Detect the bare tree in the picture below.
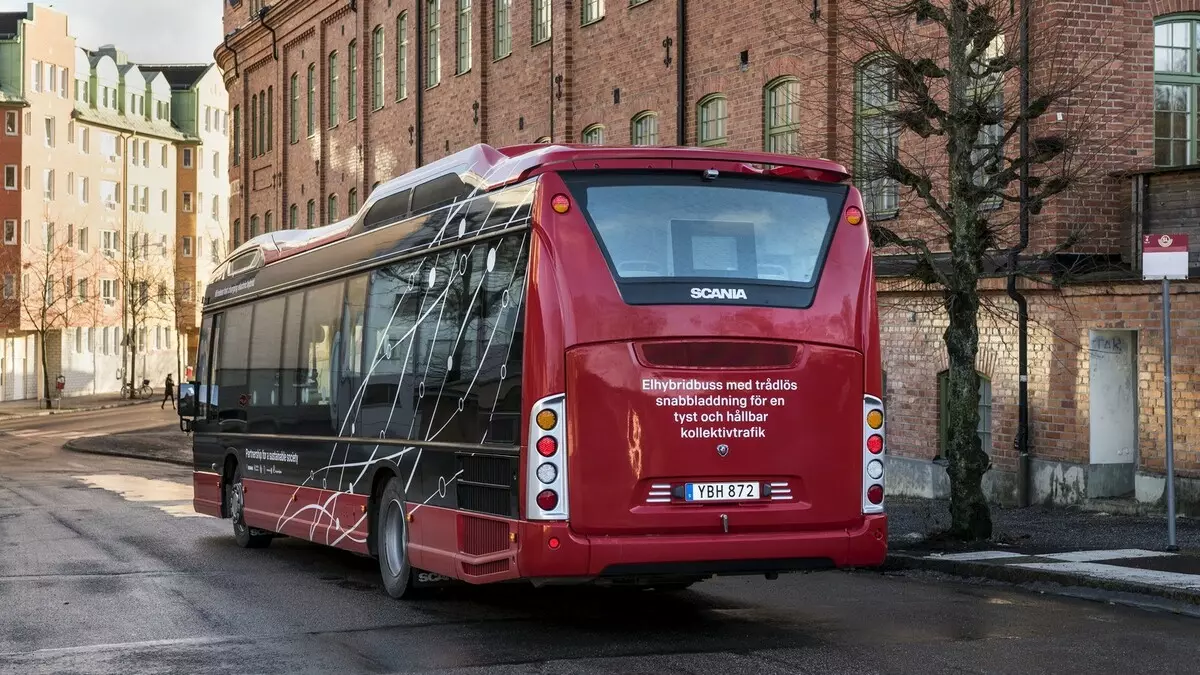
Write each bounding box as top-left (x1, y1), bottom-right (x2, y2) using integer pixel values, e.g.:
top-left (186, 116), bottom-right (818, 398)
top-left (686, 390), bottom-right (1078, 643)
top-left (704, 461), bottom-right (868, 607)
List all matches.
top-left (107, 217), bottom-right (176, 399)
top-left (778, 0), bottom-right (1132, 539)
top-left (18, 209), bottom-right (90, 408)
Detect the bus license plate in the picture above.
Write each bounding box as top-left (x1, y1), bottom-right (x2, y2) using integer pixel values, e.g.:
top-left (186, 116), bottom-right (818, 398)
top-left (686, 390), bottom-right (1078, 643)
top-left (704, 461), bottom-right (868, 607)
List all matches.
top-left (685, 482), bottom-right (759, 502)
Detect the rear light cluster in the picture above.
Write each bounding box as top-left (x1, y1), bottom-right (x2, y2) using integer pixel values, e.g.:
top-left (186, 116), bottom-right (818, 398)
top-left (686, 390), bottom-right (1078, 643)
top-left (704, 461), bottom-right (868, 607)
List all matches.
top-left (862, 395), bottom-right (885, 513)
top-left (527, 394), bottom-right (569, 520)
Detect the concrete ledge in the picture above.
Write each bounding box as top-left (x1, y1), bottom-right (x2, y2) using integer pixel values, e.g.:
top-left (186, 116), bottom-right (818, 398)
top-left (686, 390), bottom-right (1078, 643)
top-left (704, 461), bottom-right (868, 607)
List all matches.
top-left (884, 455), bottom-right (1016, 505)
top-left (886, 552), bottom-right (1200, 608)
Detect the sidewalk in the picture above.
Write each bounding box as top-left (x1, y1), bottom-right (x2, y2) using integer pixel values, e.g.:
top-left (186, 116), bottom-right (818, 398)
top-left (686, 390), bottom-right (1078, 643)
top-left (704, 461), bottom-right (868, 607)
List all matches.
top-left (0, 392), bottom-right (155, 418)
top-left (886, 496), bottom-right (1200, 607)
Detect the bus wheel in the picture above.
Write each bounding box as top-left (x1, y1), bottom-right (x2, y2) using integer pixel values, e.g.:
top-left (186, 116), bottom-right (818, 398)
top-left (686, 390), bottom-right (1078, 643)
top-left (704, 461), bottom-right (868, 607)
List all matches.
top-left (376, 477), bottom-right (415, 599)
top-left (228, 464), bottom-right (271, 549)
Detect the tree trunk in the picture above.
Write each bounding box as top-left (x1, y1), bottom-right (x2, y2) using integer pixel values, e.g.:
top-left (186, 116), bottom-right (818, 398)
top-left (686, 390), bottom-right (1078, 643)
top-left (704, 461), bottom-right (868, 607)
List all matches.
top-left (38, 330), bottom-right (51, 409)
top-left (942, 286), bottom-right (993, 540)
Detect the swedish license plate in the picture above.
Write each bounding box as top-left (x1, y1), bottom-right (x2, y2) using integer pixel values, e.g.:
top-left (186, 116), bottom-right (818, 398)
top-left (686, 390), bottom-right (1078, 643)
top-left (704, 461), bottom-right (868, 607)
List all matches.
top-left (685, 481), bottom-right (759, 502)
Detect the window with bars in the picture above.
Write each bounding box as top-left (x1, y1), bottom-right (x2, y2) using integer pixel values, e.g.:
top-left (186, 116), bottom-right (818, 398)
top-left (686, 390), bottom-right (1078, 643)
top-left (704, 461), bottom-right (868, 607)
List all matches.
top-left (764, 77), bottom-right (800, 154)
top-left (458, 0), bottom-right (473, 72)
top-left (696, 94), bottom-right (727, 146)
top-left (631, 111), bottom-right (657, 146)
top-left (532, 0), bottom-right (551, 44)
top-left (855, 56), bottom-right (900, 218)
top-left (1154, 17), bottom-right (1200, 166)
top-left (427, 0), bottom-right (441, 87)
top-left (938, 370), bottom-right (992, 457)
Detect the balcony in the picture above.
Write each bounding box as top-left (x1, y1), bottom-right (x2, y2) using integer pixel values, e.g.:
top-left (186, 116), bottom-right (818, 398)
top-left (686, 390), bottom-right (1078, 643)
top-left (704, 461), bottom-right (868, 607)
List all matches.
top-left (1128, 165), bottom-right (1200, 278)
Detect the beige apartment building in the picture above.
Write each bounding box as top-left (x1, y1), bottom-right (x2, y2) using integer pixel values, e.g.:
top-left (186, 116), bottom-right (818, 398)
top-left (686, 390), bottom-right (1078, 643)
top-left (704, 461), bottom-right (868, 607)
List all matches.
top-left (0, 3), bottom-right (230, 402)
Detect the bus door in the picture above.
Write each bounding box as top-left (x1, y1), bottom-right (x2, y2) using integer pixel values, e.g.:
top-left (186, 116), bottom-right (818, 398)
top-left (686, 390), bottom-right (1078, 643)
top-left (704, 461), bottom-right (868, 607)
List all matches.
top-left (191, 312), bottom-right (222, 433)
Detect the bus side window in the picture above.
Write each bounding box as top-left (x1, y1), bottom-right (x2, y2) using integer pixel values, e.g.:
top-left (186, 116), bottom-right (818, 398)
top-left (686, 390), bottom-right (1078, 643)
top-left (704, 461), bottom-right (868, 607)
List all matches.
top-left (216, 304), bottom-right (253, 428)
top-left (246, 295), bottom-right (286, 432)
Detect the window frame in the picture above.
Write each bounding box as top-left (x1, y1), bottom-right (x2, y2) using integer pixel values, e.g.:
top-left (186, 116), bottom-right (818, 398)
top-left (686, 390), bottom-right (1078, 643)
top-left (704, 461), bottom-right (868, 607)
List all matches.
top-left (1154, 16), bottom-right (1200, 167)
top-left (397, 12), bottom-right (409, 101)
top-left (328, 50), bottom-right (340, 128)
top-left (426, 0), bottom-right (442, 88)
top-left (854, 54), bottom-right (901, 219)
top-left (493, 0), bottom-right (511, 60)
top-left (696, 93), bottom-right (727, 147)
top-left (581, 124), bottom-right (603, 145)
top-left (532, 0), bottom-right (551, 45)
top-left (764, 76), bottom-right (801, 154)
top-left (937, 370), bottom-right (993, 458)
top-left (349, 39), bottom-right (359, 121)
top-left (581, 0), bottom-right (603, 26)
top-left (630, 111), bottom-right (658, 146)
top-left (372, 26), bottom-right (386, 111)
top-left (458, 0), bottom-right (474, 72)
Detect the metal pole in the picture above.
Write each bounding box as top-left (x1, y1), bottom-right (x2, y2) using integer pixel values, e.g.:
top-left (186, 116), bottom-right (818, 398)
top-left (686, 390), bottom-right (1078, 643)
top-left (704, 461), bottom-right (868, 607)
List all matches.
top-left (1162, 277), bottom-right (1178, 551)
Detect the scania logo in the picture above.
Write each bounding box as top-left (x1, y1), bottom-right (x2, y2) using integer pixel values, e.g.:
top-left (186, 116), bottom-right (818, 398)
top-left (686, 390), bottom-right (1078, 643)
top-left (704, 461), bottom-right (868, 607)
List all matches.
top-left (690, 287), bottom-right (748, 300)
top-left (1159, 234), bottom-right (1174, 248)
top-left (716, 444), bottom-right (729, 457)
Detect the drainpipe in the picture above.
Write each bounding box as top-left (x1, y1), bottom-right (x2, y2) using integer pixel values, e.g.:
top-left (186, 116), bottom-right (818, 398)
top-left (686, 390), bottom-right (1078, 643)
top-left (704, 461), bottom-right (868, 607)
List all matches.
top-left (414, 0), bottom-right (424, 167)
top-left (1009, 0), bottom-right (1031, 507)
top-left (676, 0), bottom-right (686, 146)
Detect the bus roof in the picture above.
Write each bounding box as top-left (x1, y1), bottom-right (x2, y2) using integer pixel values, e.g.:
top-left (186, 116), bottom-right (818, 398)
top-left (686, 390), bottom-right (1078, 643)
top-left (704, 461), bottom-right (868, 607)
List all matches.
top-left (213, 143), bottom-right (851, 281)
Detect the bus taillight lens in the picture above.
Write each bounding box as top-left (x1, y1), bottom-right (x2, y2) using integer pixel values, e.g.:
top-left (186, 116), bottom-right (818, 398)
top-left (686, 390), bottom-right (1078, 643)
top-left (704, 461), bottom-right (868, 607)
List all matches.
top-left (536, 436), bottom-right (557, 457)
top-left (867, 434), bottom-right (883, 454)
top-left (866, 459), bottom-right (884, 480)
top-left (536, 409), bottom-right (557, 430)
top-left (866, 409), bottom-right (883, 429)
top-left (846, 206), bottom-right (863, 225)
top-left (536, 463), bottom-right (558, 484)
top-left (866, 484), bottom-right (884, 505)
top-left (536, 489), bottom-right (559, 510)
top-left (551, 194), bottom-right (571, 213)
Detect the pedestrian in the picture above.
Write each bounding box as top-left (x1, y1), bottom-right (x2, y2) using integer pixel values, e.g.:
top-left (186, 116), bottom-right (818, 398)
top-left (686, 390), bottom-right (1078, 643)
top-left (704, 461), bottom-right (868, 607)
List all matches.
top-left (162, 373), bottom-right (175, 409)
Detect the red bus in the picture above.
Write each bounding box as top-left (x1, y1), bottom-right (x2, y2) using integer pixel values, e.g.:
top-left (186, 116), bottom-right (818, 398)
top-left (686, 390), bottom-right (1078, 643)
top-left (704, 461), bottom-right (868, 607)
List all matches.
top-left (177, 143), bottom-right (886, 598)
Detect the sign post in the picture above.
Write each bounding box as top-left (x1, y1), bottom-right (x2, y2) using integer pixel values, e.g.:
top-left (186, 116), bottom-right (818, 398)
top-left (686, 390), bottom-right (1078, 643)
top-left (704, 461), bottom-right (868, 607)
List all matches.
top-left (1142, 233), bottom-right (1189, 552)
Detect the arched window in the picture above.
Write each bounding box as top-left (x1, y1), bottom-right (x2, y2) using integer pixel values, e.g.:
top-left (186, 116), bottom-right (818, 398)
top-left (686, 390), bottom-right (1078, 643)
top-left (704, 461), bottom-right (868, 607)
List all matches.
top-left (289, 72), bottom-right (299, 143)
top-left (396, 12), bottom-right (409, 101)
top-left (289, 203), bottom-right (298, 229)
top-left (264, 210), bottom-right (273, 233)
top-left (696, 94), bottom-right (727, 147)
top-left (349, 187), bottom-right (358, 214)
top-left (306, 199), bottom-right (316, 228)
top-left (581, 124), bottom-right (603, 145)
top-left (328, 50), bottom-right (339, 128)
top-left (249, 214), bottom-right (260, 238)
top-left (426, 0), bottom-right (441, 87)
top-left (250, 93), bottom-right (258, 157)
top-left (631, 111), bottom-right (658, 146)
top-left (937, 370), bottom-right (993, 457)
top-left (348, 40), bottom-right (358, 120)
top-left (328, 193), bottom-right (338, 223)
top-left (1154, 17), bottom-right (1200, 166)
top-left (535, 136), bottom-right (551, 143)
top-left (764, 76), bottom-right (800, 154)
top-left (855, 55), bottom-right (899, 217)
top-left (306, 63), bottom-right (316, 137)
top-left (372, 25), bottom-right (385, 109)
top-left (266, 85), bottom-right (273, 151)
top-left (233, 218), bottom-right (241, 247)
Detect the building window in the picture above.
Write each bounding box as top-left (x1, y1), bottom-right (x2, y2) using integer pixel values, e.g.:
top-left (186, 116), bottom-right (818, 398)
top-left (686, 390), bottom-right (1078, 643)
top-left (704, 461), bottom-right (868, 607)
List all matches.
top-left (265, 211), bottom-right (273, 233)
top-left (631, 112), bottom-right (657, 146)
top-left (696, 94), bottom-right (727, 147)
top-left (307, 199), bottom-right (316, 228)
top-left (348, 40), bottom-right (358, 120)
top-left (582, 124), bottom-right (603, 145)
top-left (3, 220), bottom-right (15, 244)
top-left (307, 63), bottom-right (317, 137)
top-left (532, 0), bottom-right (551, 44)
top-left (289, 203), bottom-right (298, 228)
top-left (44, 116), bottom-right (55, 147)
top-left (970, 36), bottom-right (1004, 211)
top-left (427, 0), bottom-right (441, 87)
top-left (329, 50), bottom-right (340, 128)
top-left (457, 0), bottom-right (473, 72)
top-left (251, 93), bottom-right (258, 157)
top-left (372, 26), bottom-right (385, 110)
top-left (182, 192), bottom-right (193, 212)
top-left (232, 219), bottom-right (241, 247)
top-left (5, 111), bottom-right (17, 135)
top-left (582, 0), bottom-right (603, 25)
top-left (855, 55), bottom-right (900, 218)
top-left (3, 165), bottom-right (15, 190)
top-left (250, 214), bottom-right (260, 238)
top-left (328, 193), bottom-right (338, 223)
top-left (349, 187), bottom-right (358, 214)
top-left (182, 236), bottom-right (193, 256)
top-left (266, 85), bottom-right (274, 151)
top-left (288, 73), bottom-right (300, 144)
top-left (764, 76), bottom-right (801, 154)
top-left (938, 370), bottom-right (992, 457)
top-left (1154, 18), bottom-right (1200, 166)
top-left (493, 0), bottom-right (510, 59)
top-left (396, 13), bottom-right (409, 101)
top-left (183, 147), bottom-right (194, 168)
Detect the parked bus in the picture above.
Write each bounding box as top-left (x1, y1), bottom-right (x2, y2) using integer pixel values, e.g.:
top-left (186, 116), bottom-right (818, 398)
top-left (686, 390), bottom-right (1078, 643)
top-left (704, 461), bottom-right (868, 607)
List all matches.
top-left (177, 143), bottom-right (887, 598)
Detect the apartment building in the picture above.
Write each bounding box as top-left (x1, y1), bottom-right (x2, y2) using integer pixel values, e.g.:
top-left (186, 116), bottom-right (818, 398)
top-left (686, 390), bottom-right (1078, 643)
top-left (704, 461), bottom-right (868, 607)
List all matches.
top-left (0, 3), bottom-right (230, 401)
top-left (215, 1), bottom-right (1200, 515)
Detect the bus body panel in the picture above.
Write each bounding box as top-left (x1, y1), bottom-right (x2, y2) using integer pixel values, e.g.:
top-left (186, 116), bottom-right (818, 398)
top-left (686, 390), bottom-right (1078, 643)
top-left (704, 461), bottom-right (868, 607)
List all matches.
top-left (563, 341), bottom-right (865, 537)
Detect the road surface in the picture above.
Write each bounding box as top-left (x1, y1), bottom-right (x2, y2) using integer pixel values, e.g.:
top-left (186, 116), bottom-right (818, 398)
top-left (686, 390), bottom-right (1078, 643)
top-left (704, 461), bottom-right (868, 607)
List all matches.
top-left (1, 405), bottom-right (1198, 674)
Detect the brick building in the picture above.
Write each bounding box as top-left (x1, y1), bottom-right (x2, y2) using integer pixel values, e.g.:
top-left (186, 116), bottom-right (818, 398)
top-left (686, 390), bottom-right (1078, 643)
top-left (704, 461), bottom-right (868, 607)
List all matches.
top-left (0, 4), bottom-right (231, 402)
top-left (215, 0), bottom-right (1200, 514)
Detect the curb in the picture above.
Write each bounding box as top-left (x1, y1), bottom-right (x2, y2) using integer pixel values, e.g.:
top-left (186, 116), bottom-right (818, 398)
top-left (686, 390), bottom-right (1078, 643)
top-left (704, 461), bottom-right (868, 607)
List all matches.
top-left (886, 551), bottom-right (1200, 607)
top-left (62, 439), bottom-right (192, 468)
top-left (0, 398), bottom-right (156, 420)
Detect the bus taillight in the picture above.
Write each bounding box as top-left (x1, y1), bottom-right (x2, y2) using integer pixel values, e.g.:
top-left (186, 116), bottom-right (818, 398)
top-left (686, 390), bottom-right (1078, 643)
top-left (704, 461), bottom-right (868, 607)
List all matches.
top-left (528, 394), bottom-right (569, 520)
top-left (862, 395), bottom-right (885, 514)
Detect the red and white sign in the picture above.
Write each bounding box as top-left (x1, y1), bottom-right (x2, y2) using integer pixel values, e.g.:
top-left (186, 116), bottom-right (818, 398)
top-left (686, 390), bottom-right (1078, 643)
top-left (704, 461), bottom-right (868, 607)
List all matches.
top-left (1143, 233), bottom-right (1190, 280)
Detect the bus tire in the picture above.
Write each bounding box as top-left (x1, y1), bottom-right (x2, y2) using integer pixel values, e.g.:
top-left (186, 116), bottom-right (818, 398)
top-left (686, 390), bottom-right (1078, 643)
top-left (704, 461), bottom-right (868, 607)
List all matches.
top-left (228, 463), bottom-right (272, 549)
top-left (376, 477), bottom-right (415, 599)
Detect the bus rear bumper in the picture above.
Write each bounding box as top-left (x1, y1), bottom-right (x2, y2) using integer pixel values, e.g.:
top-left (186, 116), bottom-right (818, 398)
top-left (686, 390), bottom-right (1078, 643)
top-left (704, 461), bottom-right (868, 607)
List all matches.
top-left (517, 514), bottom-right (887, 581)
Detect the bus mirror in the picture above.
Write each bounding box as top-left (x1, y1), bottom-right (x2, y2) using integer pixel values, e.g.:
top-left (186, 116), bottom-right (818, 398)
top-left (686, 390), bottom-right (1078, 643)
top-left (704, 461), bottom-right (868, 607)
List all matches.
top-left (178, 382), bottom-right (198, 418)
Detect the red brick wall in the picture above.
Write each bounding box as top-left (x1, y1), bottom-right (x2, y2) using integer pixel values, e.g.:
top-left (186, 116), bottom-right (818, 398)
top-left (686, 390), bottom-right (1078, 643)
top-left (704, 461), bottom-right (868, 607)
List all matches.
top-left (0, 107), bottom-right (21, 329)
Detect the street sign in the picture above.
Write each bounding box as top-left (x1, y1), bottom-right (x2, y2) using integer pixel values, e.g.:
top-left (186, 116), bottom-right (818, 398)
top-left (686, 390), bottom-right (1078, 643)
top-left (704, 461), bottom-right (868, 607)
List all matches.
top-left (1143, 233), bottom-right (1189, 280)
top-left (1143, 233), bottom-right (1189, 551)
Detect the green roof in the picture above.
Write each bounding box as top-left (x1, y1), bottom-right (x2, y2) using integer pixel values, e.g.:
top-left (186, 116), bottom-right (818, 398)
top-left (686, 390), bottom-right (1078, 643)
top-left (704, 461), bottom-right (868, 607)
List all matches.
top-left (72, 105), bottom-right (197, 142)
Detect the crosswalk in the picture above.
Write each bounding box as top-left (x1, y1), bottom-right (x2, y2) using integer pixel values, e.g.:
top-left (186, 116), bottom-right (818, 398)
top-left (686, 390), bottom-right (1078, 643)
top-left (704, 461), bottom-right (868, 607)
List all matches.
top-left (0, 428), bottom-right (105, 441)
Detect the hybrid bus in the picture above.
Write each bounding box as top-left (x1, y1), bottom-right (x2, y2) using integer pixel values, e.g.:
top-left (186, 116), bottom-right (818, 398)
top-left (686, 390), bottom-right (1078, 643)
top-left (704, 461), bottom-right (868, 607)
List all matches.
top-left (177, 142), bottom-right (887, 598)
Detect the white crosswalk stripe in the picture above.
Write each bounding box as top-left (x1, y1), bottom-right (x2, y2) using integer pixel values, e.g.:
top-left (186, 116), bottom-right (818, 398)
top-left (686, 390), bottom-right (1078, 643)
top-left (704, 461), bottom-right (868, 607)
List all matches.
top-left (1, 429), bottom-right (104, 440)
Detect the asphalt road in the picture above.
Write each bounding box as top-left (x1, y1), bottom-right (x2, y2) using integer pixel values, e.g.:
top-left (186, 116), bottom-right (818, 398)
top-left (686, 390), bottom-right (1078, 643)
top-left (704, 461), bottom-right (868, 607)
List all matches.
top-left (2, 406), bottom-right (1199, 675)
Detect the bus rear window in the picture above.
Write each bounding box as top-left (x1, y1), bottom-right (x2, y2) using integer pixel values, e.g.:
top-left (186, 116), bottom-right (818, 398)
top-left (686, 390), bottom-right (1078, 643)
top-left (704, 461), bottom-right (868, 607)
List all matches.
top-left (561, 171), bottom-right (849, 287)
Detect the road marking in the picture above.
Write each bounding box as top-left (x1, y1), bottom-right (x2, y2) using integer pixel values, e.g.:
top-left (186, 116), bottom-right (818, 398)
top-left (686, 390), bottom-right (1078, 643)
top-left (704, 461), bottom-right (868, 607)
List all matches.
top-left (2, 429), bottom-right (103, 439)
top-left (933, 551), bottom-right (1028, 561)
top-left (1036, 549), bottom-right (1178, 563)
top-left (74, 474), bottom-right (203, 518)
top-left (1013, 561), bottom-right (1200, 591)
